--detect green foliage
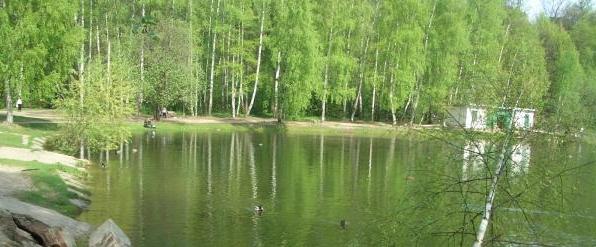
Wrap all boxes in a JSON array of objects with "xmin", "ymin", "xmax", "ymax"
[
  {"xmin": 538, "ymin": 17, "xmax": 586, "ymax": 130},
  {"xmin": 2, "ymin": 0, "xmax": 595, "ymax": 131},
  {"xmin": 58, "ymin": 56, "xmax": 134, "ymax": 153},
  {"xmin": 270, "ymin": 0, "xmax": 322, "ymax": 118},
  {"xmin": 0, "ymin": 0, "xmax": 82, "ymax": 107},
  {"xmin": 569, "ymin": 12, "xmax": 596, "ymax": 128}
]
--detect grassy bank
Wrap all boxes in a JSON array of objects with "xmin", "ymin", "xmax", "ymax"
[
  {"xmin": 0, "ymin": 119, "xmax": 86, "ymax": 217},
  {"xmin": 132, "ymin": 117, "xmax": 423, "ymax": 138},
  {"xmin": 0, "ymin": 159, "xmax": 86, "ymax": 217}
]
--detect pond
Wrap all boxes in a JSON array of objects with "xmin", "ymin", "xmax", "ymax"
[{"xmin": 78, "ymin": 128, "xmax": 596, "ymax": 246}]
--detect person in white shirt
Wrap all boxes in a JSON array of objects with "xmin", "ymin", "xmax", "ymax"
[{"xmin": 16, "ymin": 98, "xmax": 23, "ymax": 112}]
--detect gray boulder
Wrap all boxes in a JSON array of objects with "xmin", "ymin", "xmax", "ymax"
[
  {"xmin": 0, "ymin": 209, "xmax": 16, "ymax": 239},
  {"xmin": 89, "ymin": 219, "xmax": 131, "ymax": 247},
  {"xmin": 12, "ymin": 214, "xmax": 75, "ymax": 247},
  {"xmin": 0, "ymin": 231, "xmax": 19, "ymax": 247},
  {"xmin": 0, "ymin": 209, "xmax": 41, "ymax": 247},
  {"xmin": 0, "ymin": 197, "xmax": 91, "ymax": 238}
]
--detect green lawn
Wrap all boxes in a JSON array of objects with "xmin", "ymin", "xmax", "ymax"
[{"xmin": 0, "ymin": 159, "xmax": 87, "ymax": 217}]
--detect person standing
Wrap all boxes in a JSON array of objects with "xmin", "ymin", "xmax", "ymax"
[
  {"xmin": 161, "ymin": 107, "xmax": 167, "ymax": 118},
  {"xmin": 16, "ymin": 98, "xmax": 23, "ymax": 112}
]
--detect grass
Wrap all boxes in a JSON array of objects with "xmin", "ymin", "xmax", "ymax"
[
  {"xmin": 0, "ymin": 116, "xmax": 58, "ymax": 149},
  {"xmin": 0, "ymin": 131, "xmax": 27, "ymax": 148},
  {"xmin": 127, "ymin": 121, "xmax": 268, "ymax": 134},
  {"xmin": 0, "ymin": 159, "xmax": 87, "ymax": 217}
]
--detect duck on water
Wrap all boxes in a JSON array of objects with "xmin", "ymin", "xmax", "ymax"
[{"xmin": 255, "ymin": 205, "xmax": 264, "ymax": 215}]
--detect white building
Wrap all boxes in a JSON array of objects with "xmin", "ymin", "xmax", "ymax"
[
  {"xmin": 462, "ymin": 141, "xmax": 531, "ymax": 180},
  {"xmin": 445, "ymin": 105, "xmax": 535, "ymax": 130},
  {"xmin": 511, "ymin": 108, "xmax": 535, "ymax": 129}
]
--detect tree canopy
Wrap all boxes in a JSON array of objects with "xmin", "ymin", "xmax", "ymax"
[{"xmin": 1, "ymin": 0, "xmax": 594, "ymax": 131}]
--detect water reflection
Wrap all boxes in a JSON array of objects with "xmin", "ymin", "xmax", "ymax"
[
  {"xmin": 77, "ymin": 130, "xmax": 595, "ymax": 246},
  {"xmin": 463, "ymin": 140, "xmax": 531, "ymax": 180}
]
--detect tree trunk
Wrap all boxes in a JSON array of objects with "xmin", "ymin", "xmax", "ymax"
[
  {"xmin": 137, "ymin": 3, "xmax": 145, "ymax": 115},
  {"xmin": 498, "ymin": 23, "xmax": 511, "ymax": 64},
  {"xmin": 273, "ymin": 51, "xmax": 281, "ymax": 119},
  {"xmin": 223, "ymin": 30, "xmax": 231, "ymax": 108},
  {"xmin": 246, "ymin": 4, "xmax": 265, "ymax": 117},
  {"xmin": 371, "ymin": 48, "xmax": 379, "ymax": 122},
  {"xmin": 321, "ymin": 27, "xmax": 333, "ymax": 122},
  {"xmin": 4, "ymin": 79, "xmax": 13, "ymax": 124},
  {"xmin": 473, "ymin": 135, "xmax": 512, "ymax": 247},
  {"xmin": 448, "ymin": 64, "xmax": 463, "ymax": 105},
  {"xmin": 96, "ymin": 25, "xmax": 100, "ymax": 57},
  {"xmin": 231, "ymin": 54, "xmax": 237, "ymax": 118},
  {"xmin": 389, "ymin": 72, "xmax": 396, "ymax": 125},
  {"xmin": 237, "ymin": 31, "xmax": 244, "ymax": 118},
  {"xmin": 208, "ymin": 0, "xmax": 221, "ymax": 116},
  {"xmin": 88, "ymin": 0, "xmax": 93, "ymax": 59},
  {"xmin": 409, "ymin": 83, "xmax": 419, "ymax": 125},
  {"xmin": 188, "ymin": 0, "xmax": 195, "ymax": 116},
  {"xmin": 78, "ymin": 41, "xmax": 85, "ymax": 159},
  {"xmin": 342, "ymin": 2, "xmax": 354, "ymax": 117},
  {"xmin": 343, "ymin": 29, "xmax": 354, "ymax": 117},
  {"xmin": 350, "ymin": 36, "xmax": 369, "ymax": 122},
  {"xmin": 78, "ymin": 1, "xmax": 85, "ymax": 156},
  {"xmin": 106, "ymin": 15, "xmax": 111, "ymax": 86}
]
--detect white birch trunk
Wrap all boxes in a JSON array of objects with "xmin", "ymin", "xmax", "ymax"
[
  {"xmin": 389, "ymin": 72, "xmax": 396, "ymax": 125},
  {"xmin": 350, "ymin": 36, "xmax": 369, "ymax": 122},
  {"xmin": 4, "ymin": 79, "xmax": 13, "ymax": 124},
  {"xmin": 96, "ymin": 25, "xmax": 100, "ymax": 57},
  {"xmin": 78, "ymin": 42, "xmax": 85, "ymax": 159},
  {"xmin": 472, "ymin": 137, "xmax": 511, "ymax": 247},
  {"xmin": 78, "ymin": 2, "xmax": 86, "ymax": 158},
  {"xmin": 246, "ymin": 5, "xmax": 265, "ymax": 117},
  {"xmin": 208, "ymin": 0, "xmax": 221, "ymax": 116},
  {"xmin": 188, "ymin": 0, "xmax": 195, "ymax": 116},
  {"xmin": 498, "ymin": 23, "xmax": 511, "ymax": 64},
  {"xmin": 88, "ymin": 0, "xmax": 93, "ymax": 59},
  {"xmin": 137, "ymin": 4, "xmax": 145, "ymax": 115},
  {"xmin": 106, "ymin": 15, "xmax": 111, "ymax": 87},
  {"xmin": 321, "ymin": 27, "xmax": 333, "ymax": 122},
  {"xmin": 231, "ymin": 54, "xmax": 237, "ymax": 118},
  {"xmin": 371, "ymin": 48, "xmax": 379, "ymax": 122},
  {"xmin": 239, "ymin": 26, "xmax": 245, "ymax": 116},
  {"xmin": 273, "ymin": 51, "xmax": 281, "ymax": 119}
]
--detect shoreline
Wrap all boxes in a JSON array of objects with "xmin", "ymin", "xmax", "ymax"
[{"xmin": 0, "ymin": 117, "xmax": 132, "ymax": 246}]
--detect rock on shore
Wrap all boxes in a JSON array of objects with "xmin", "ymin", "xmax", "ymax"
[
  {"xmin": 0, "ymin": 197, "xmax": 130, "ymax": 247},
  {"xmin": 89, "ymin": 219, "xmax": 131, "ymax": 247}
]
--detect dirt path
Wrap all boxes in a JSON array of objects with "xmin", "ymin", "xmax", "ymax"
[
  {"xmin": 163, "ymin": 115, "xmax": 418, "ymax": 131},
  {"xmin": 0, "ymin": 146, "xmax": 83, "ymax": 168},
  {"xmin": 162, "ymin": 116, "xmax": 278, "ymax": 125},
  {"xmin": 9, "ymin": 108, "xmax": 440, "ymax": 132},
  {"xmin": 9, "ymin": 108, "xmax": 64, "ymax": 123}
]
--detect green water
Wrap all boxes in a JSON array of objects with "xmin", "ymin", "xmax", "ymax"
[{"xmin": 78, "ymin": 129, "xmax": 596, "ymax": 246}]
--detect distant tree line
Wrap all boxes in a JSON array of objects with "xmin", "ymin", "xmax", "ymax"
[{"xmin": 1, "ymin": 0, "xmax": 594, "ymax": 130}]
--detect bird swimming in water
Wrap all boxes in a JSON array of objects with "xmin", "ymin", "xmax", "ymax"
[
  {"xmin": 339, "ymin": 219, "xmax": 347, "ymax": 230},
  {"xmin": 100, "ymin": 162, "xmax": 106, "ymax": 168},
  {"xmin": 255, "ymin": 205, "xmax": 264, "ymax": 215}
]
